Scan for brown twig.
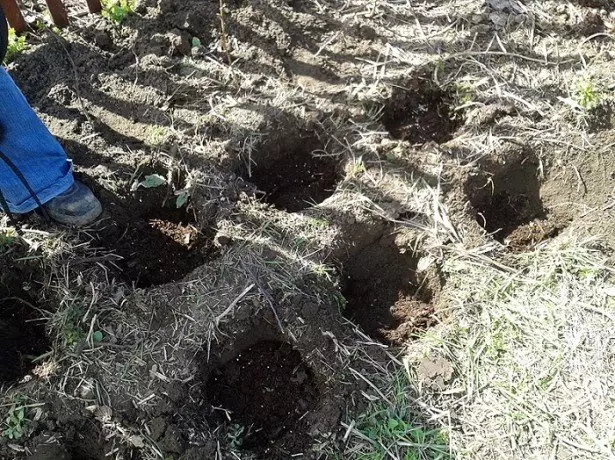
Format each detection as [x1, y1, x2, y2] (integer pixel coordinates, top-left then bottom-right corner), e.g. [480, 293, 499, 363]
[218, 0, 232, 66]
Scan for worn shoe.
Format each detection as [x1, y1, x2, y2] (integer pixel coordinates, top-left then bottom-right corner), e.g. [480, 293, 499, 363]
[43, 181, 102, 227]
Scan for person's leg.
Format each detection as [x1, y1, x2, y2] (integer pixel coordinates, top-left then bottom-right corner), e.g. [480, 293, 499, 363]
[0, 67, 101, 226]
[0, 67, 73, 213]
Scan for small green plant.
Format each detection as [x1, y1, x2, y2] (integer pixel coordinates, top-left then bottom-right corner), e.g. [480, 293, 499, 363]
[102, 0, 135, 24]
[175, 191, 189, 208]
[147, 126, 169, 147]
[346, 157, 366, 179]
[0, 228, 17, 251]
[453, 81, 475, 106]
[353, 373, 450, 460]
[226, 424, 245, 450]
[132, 174, 167, 191]
[3, 403, 28, 440]
[59, 302, 87, 346]
[4, 29, 27, 64]
[575, 79, 600, 111]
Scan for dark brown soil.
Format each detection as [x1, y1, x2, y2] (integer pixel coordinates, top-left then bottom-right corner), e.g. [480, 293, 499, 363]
[577, 13, 605, 36]
[239, 133, 341, 212]
[0, 295, 49, 383]
[577, 0, 615, 10]
[466, 155, 546, 242]
[506, 216, 567, 252]
[83, 188, 217, 288]
[341, 232, 437, 345]
[383, 76, 462, 144]
[206, 340, 319, 456]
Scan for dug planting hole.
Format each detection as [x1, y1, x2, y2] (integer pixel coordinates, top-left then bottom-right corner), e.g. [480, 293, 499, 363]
[206, 340, 320, 456]
[466, 155, 557, 245]
[341, 232, 439, 345]
[383, 76, 462, 144]
[85, 183, 217, 288]
[0, 293, 49, 383]
[238, 132, 341, 212]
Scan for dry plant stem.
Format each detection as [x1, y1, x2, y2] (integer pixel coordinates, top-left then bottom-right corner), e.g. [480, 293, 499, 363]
[219, 0, 232, 66]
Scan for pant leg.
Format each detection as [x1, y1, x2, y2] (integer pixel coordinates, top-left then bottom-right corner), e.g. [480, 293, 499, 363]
[0, 67, 73, 213]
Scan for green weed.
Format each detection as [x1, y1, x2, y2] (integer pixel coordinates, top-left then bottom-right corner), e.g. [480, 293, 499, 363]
[453, 82, 475, 106]
[102, 0, 135, 24]
[59, 301, 87, 346]
[0, 228, 17, 252]
[575, 79, 600, 111]
[147, 125, 169, 147]
[346, 157, 366, 179]
[353, 373, 450, 460]
[226, 424, 245, 450]
[4, 29, 27, 64]
[3, 400, 29, 440]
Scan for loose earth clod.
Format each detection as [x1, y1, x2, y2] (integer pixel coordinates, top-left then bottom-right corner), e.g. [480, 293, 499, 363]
[206, 340, 319, 454]
[466, 157, 547, 243]
[382, 76, 462, 144]
[239, 133, 341, 212]
[0, 296, 49, 383]
[340, 233, 437, 345]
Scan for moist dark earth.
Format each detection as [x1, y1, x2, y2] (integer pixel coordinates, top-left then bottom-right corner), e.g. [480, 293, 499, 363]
[206, 340, 319, 455]
[87, 204, 215, 287]
[0, 295, 49, 383]
[239, 134, 341, 212]
[383, 76, 462, 144]
[341, 232, 437, 345]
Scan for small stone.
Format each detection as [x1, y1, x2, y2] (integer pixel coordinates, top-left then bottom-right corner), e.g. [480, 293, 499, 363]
[94, 31, 112, 50]
[358, 25, 377, 40]
[168, 28, 192, 56]
[471, 13, 484, 24]
[489, 11, 508, 28]
[417, 354, 454, 391]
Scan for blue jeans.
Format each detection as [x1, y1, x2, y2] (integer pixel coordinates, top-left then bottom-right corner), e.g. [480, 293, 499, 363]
[0, 68, 73, 213]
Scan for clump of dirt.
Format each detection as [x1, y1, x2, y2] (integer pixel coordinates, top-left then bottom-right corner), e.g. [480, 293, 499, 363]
[206, 340, 319, 455]
[577, 0, 615, 10]
[340, 232, 438, 345]
[382, 76, 462, 144]
[238, 133, 341, 212]
[505, 217, 567, 252]
[466, 155, 547, 242]
[577, 12, 605, 36]
[0, 294, 49, 383]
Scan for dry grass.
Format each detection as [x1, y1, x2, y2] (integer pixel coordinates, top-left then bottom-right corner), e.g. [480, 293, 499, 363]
[406, 239, 615, 459]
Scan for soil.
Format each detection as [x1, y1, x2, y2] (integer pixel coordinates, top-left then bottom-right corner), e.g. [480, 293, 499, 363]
[382, 76, 462, 144]
[3, 0, 615, 457]
[416, 354, 454, 391]
[577, 0, 615, 10]
[206, 340, 319, 455]
[80, 180, 218, 287]
[239, 133, 341, 212]
[466, 154, 547, 242]
[505, 216, 568, 252]
[0, 295, 49, 383]
[341, 231, 438, 345]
